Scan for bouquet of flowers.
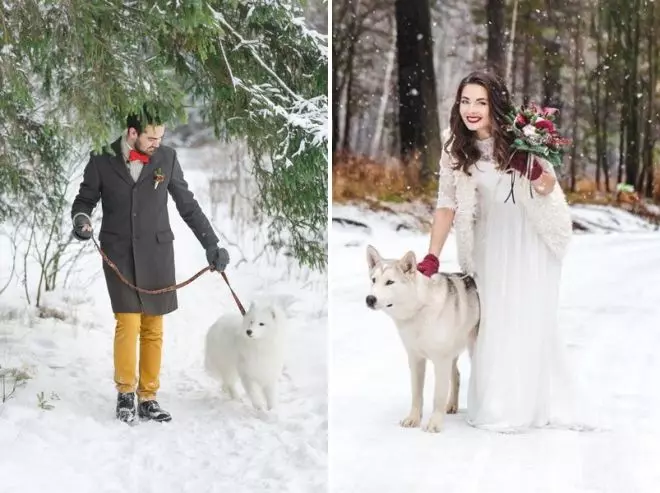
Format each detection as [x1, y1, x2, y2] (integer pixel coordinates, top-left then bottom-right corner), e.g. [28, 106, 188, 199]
[504, 103, 572, 170]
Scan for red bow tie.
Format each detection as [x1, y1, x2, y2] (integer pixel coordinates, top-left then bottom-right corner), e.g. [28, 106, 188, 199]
[128, 149, 150, 164]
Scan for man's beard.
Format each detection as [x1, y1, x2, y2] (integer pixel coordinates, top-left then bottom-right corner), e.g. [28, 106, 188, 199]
[135, 141, 154, 155]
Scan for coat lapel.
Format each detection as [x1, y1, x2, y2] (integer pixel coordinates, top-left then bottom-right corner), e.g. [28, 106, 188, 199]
[135, 149, 162, 187]
[107, 138, 133, 186]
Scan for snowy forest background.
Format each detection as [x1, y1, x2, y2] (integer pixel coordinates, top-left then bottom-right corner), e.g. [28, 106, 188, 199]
[329, 3, 660, 491]
[1, 5, 329, 491]
[332, 0, 660, 213]
[0, 0, 328, 310]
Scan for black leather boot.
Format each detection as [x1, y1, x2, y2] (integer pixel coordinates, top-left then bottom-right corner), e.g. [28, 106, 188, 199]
[116, 392, 136, 424]
[138, 400, 172, 422]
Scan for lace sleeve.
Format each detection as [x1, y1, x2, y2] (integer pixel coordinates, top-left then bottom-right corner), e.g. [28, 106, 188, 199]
[436, 149, 457, 210]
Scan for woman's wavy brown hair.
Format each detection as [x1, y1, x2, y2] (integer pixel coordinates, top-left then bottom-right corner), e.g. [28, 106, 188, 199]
[444, 71, 515, 175]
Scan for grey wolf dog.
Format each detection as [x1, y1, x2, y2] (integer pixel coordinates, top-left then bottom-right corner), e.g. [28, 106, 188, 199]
[204, 300, 287, 411]
[365, 245, 480, 432]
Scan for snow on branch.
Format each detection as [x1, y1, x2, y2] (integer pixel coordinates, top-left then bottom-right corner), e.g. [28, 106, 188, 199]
[206, 2, 328, 165]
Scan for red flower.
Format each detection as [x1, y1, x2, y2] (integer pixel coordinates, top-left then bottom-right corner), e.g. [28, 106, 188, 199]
[514, 114, 527, 128]
[534, 119, 555, 133]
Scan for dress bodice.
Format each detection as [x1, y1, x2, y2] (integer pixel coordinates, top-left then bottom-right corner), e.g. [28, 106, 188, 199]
[475, 136, 495, 161]
[472, 137, 501, 195]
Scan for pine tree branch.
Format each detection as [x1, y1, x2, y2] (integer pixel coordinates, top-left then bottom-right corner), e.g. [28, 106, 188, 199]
[208, 6, 303, 102]
[218, 39, 236, 91]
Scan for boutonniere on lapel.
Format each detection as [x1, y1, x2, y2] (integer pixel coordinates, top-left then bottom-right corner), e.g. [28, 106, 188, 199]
[153, 168, 165, 190]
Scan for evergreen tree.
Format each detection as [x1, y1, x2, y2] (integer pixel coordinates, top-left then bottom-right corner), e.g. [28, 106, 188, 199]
[0, 0, 327, 270]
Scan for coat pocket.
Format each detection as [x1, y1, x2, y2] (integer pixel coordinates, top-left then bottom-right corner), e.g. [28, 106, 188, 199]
[99, 230, 124, 245]
[156, 230, 175, 243]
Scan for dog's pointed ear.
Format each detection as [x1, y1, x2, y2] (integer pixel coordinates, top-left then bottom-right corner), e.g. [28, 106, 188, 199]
[366, 245, 381, 270]
[400, 251, 417, 275]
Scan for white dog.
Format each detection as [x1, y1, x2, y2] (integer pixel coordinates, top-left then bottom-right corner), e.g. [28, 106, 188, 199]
[366, 245, 481, 432]
[204, 300, 287, 411]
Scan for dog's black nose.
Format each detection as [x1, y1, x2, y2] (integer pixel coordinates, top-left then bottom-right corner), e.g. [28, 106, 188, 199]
[246, 329, 253, 336]
[366, 295, 377, 308]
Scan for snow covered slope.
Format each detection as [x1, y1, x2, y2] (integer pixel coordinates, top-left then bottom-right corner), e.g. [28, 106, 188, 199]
[330, 202, 660, 493]
[0, 147, 327, 493]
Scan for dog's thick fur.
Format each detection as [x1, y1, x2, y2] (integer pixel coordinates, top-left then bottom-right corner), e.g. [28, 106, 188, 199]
[204, 300, 287, 411]
[366, 245, 481, 432]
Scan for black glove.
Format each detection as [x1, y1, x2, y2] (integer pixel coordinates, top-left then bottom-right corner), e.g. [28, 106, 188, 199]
[206, 245, 230, 272]
[72, 213, 93, 241]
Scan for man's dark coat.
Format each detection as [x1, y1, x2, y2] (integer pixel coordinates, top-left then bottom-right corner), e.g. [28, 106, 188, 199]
[71, 138, 218, 315]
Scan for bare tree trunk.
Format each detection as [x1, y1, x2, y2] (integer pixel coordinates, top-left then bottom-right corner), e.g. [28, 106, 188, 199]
[339, 0, 362, 153]
[354, 112, 369, 154]
[511, 42, 519, 96]
[570, 12, 581, 192]
[521, 5, 532, 104]
[332, 62, 341, 154]
[486, 0, 506, 77]
[542, 19, 563, 128]
[625, 0, 641, 187]
[23, 215, 35, 306]
[395, 0, 441, 184]
[332, 0, 351, 154]
[602, 84, 611, 192]
[542, 40, 562, 115]
[342, 37, 356, 152]
[650, 2, 660, 198]
[617, 6, 627, 185]
[618, 109, 626, 185]
[370, 22, 397, 159]
[602, 2, 612, 193]
[642, 0, 656, 197]
[505, 0, 520, 88]
[593, 3, 603, 190]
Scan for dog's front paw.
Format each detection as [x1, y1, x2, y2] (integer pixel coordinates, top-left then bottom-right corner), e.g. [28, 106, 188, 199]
[264, 386, 278, 410]
[222, 384, 240, 400]
[423, 412, 445, 433]
[250, 399, 266, 412]
[246, 393, 266, 411]
[400, 410, 422, 428]
[445, 401, 458, 414]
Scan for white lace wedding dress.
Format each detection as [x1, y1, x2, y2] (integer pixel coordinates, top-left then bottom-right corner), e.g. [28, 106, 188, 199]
[466, 136, 581, 433]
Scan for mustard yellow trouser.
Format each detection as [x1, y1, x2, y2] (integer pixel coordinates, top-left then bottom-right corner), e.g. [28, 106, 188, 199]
[114, 313, 163, 402]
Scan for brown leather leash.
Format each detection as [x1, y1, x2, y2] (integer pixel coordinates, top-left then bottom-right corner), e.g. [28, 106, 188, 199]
[91, 236, 246, 316]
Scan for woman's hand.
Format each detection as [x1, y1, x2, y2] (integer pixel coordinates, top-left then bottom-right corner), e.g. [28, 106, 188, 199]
[507, 151, 543, 180]
[507, 151, 556, 195]
[417, 253, 439, 277]
[531, 171, 556, 195]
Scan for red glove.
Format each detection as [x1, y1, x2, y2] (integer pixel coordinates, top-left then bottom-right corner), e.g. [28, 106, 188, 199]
[507, 151, 543, 181]
[417, 253, 439, 277]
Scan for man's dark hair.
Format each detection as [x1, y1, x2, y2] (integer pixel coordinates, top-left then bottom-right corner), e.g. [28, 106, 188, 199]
[126, 104, 163, 134]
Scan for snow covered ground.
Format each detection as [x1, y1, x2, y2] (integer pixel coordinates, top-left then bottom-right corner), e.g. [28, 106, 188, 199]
[0, 147, 327, 493]
[330, 202, 660, 493]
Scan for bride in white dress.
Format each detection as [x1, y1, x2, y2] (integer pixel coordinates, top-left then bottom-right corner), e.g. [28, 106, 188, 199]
[416, 71, 583, 432]
[468, 135, 575, 432]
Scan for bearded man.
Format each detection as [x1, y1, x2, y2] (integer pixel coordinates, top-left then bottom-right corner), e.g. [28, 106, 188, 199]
[71, 107, 229, 423]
